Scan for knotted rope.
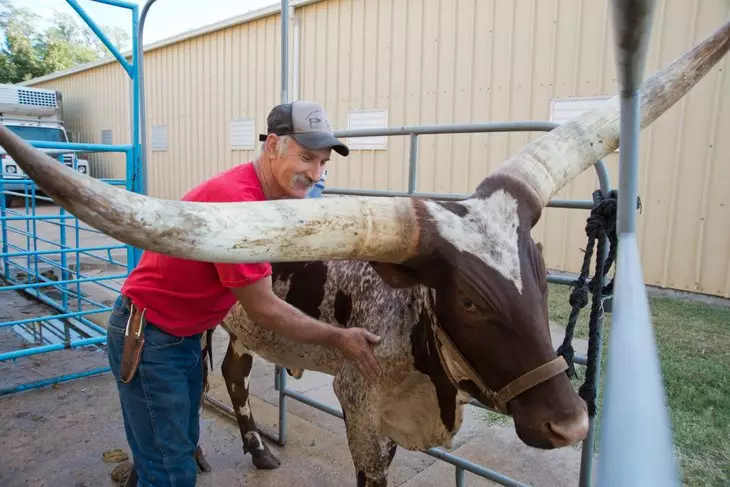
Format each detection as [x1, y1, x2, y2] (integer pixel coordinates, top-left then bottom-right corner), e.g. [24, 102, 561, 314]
[556, 188, 621, 417]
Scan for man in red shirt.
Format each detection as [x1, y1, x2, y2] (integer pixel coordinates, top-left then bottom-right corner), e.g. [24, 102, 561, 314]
[105, 101, 381, 487]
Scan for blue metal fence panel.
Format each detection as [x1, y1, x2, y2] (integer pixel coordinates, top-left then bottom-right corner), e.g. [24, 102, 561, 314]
[0, 0, 143, 396]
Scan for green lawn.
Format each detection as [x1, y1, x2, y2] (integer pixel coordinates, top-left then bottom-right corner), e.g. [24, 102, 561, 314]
[545, 282, 730, 486]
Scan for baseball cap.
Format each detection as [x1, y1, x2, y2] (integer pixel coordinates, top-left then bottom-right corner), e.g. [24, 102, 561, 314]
[259, 101, 349, 156]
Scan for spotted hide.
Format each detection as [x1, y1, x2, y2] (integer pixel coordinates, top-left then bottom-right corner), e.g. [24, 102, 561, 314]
[211, 258, 470, 486]
[198, 177, 585, 487]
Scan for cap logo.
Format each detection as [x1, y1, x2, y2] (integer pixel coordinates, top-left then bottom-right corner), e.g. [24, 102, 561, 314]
[305, 110, 330, 131]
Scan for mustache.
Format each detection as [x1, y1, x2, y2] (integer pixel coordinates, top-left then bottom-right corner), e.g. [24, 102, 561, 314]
[290, 173, 315, 187]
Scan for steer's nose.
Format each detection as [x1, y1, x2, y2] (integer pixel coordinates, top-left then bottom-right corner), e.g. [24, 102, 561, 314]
[547, 409, 590, 447]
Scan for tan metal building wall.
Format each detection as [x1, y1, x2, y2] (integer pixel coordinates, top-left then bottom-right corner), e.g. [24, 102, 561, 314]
[23, 0, 730, 298]
[34, 62, 132, 180]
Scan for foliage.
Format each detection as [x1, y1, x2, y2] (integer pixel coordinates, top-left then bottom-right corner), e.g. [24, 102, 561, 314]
[0, 0, 130, 84]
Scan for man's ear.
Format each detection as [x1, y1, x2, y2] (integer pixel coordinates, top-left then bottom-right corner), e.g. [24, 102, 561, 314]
[264, 133, 279, 155]
[370, 262, 423, 289]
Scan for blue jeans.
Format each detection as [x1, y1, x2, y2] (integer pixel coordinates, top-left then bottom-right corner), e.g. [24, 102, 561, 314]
[106, 295, 204, 487]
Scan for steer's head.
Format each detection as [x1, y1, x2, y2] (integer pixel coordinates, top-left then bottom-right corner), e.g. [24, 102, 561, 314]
[0, 19, 727, 451]
[371, 174, 587, 449]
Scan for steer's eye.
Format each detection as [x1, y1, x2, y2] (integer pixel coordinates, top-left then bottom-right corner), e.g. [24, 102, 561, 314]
[463, 300, 477, 312]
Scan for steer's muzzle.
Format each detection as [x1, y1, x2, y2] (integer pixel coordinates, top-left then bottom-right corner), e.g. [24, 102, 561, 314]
[508, 374, 590, 449]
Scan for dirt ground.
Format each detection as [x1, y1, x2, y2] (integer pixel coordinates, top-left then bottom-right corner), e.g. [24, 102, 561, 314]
[0, 285, 593, 487]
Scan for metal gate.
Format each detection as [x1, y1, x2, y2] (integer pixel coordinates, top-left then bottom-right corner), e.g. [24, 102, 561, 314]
[0, 0, 144, 396]
[286, 120, 610, 487]
[203, 119, 612, 487]
[203, 1, 680, 486]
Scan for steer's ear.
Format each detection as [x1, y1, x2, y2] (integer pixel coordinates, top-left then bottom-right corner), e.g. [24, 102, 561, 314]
[370, 262, 423, 288]
[370, 260, 444, 289]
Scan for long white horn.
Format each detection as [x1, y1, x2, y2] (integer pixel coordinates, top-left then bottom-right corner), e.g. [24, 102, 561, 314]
[495, 19, 730, 208]
[0, 126, 419, 263]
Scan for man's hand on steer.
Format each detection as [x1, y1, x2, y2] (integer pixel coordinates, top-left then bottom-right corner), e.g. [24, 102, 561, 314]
[336, 327, 382, 381]
[230, 277, 383, 381]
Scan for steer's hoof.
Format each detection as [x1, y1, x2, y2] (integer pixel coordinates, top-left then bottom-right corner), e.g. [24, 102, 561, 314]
[286, 368, 304, 379]
[251, 445, 281, 470]
[195, 445, 212, 473]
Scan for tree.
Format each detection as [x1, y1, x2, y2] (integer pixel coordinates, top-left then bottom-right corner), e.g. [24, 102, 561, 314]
[0, 0, 131, 84]
[0, 2, 44, 82]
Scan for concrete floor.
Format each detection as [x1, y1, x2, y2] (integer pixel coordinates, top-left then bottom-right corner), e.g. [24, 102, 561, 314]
[1, 202, 596, 486]
[0, 293, 594, 487]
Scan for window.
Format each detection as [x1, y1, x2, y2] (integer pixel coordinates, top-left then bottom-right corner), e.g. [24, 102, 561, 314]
[151, 125, 168, 151]
[346, 108, 388, 150]
[101, 129, 113, 145]
[549, 96, 612, 124]
[230, 118, 256, 150]
[5, 126, 66, 143]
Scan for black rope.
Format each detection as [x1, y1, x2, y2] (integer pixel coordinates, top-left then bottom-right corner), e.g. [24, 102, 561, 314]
[556, 188, 620, 417]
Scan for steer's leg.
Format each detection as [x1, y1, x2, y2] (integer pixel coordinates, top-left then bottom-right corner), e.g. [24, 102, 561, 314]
[333, 369, 397, 487]
[221, 335, 281, 469]
[286, 367, 304, 379]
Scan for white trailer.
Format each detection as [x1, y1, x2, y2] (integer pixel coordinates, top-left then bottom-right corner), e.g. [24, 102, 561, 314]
[0, 84, 89, 207]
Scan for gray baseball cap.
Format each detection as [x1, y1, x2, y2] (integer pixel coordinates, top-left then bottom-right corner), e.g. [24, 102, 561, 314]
[259, 101, 349, 156]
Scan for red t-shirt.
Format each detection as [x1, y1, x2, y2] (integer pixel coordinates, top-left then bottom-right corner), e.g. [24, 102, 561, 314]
[120, 162, 272, 337]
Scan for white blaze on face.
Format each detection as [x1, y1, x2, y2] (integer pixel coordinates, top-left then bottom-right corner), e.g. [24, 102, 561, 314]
[424, 190, 523, 293]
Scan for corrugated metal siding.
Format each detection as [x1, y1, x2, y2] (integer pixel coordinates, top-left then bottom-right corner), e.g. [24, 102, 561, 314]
[33, 63, 131, 180]
[298, 0, 730, 298]
[25, 0, 730, 297]
[634, 0, 730, 298]
[121, 12, 287, 199]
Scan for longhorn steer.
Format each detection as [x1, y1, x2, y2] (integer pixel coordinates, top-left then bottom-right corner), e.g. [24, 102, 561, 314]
[0, 19, 728, 487]
[212, 184, 576, 483]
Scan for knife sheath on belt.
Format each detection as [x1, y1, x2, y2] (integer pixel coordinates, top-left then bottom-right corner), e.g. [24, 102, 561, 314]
[121, 304, 147, 383]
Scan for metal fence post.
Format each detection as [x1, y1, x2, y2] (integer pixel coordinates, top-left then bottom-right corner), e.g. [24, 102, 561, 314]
[408, 133, 419, 194]
[598, 1, 680, 486]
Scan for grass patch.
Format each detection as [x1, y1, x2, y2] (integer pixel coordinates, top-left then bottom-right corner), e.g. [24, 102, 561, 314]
[547, 282, 730, 486]
[547, 281, 592, 340]
[474, 408, 513, 427]
[473, 282, 729, 485]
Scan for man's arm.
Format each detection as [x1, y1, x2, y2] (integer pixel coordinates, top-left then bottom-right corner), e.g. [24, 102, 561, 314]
[230, 276, 341, 346]
[230, 276, 382, 380]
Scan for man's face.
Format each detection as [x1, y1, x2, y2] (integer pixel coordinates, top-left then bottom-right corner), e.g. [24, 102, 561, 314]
[267, 135, 330, 198]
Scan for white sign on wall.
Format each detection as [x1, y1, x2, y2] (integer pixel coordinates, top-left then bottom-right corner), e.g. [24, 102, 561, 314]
[100, 129, 113, 145]
[151, 125, 168, 151]
[549, 96, 612, 124]
[230, 118, 256, 150]
[346, 108, 388, 150]
[549, 96, 618, 152]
